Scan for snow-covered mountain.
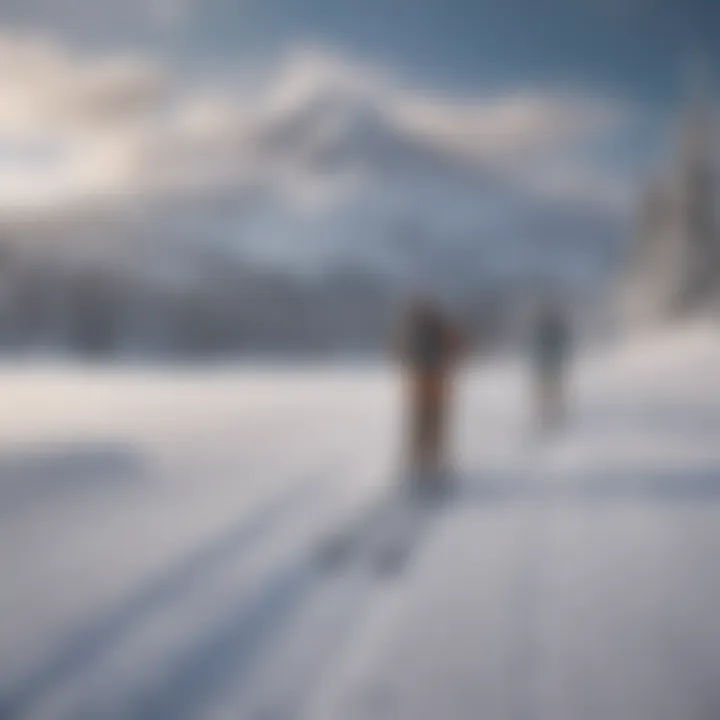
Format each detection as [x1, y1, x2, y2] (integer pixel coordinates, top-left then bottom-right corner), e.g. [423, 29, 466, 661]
[0, 48, 627, 288]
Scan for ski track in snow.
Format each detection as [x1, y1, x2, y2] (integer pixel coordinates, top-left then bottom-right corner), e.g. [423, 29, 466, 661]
[3, 322, 720, 719]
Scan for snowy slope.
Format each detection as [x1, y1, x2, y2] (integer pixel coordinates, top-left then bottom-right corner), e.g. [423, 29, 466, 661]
[2, 320, 720, 719]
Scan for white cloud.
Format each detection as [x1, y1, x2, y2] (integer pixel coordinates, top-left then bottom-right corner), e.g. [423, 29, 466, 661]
[0, 32, 165, 127]
[0, 32, 168, 208]
[393, 91, 623, 164]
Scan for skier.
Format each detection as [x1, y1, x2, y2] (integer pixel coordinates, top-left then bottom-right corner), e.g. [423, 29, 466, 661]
[317, 296, 466, 575]
[531, 303, 571, 434]
[396, 296, 466, 493]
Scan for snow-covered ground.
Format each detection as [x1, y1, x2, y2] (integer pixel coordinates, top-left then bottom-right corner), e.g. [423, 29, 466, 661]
[2, 321, 720, 720]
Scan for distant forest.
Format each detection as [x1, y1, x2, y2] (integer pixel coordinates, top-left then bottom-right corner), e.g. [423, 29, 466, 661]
[0, 242, 513, 359]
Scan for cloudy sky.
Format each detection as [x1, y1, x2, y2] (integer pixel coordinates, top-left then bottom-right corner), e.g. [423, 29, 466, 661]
[2, 0, 717, 99]
[0, 0, 715, 280]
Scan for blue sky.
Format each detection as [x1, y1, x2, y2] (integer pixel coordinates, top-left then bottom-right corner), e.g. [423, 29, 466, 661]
[207, 0, 717, 102]
[3, 0, 718, 104]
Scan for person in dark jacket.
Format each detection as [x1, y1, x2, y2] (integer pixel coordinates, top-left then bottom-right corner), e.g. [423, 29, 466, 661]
[531, 303, 571, 433]
[396, 296, 467, 489]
